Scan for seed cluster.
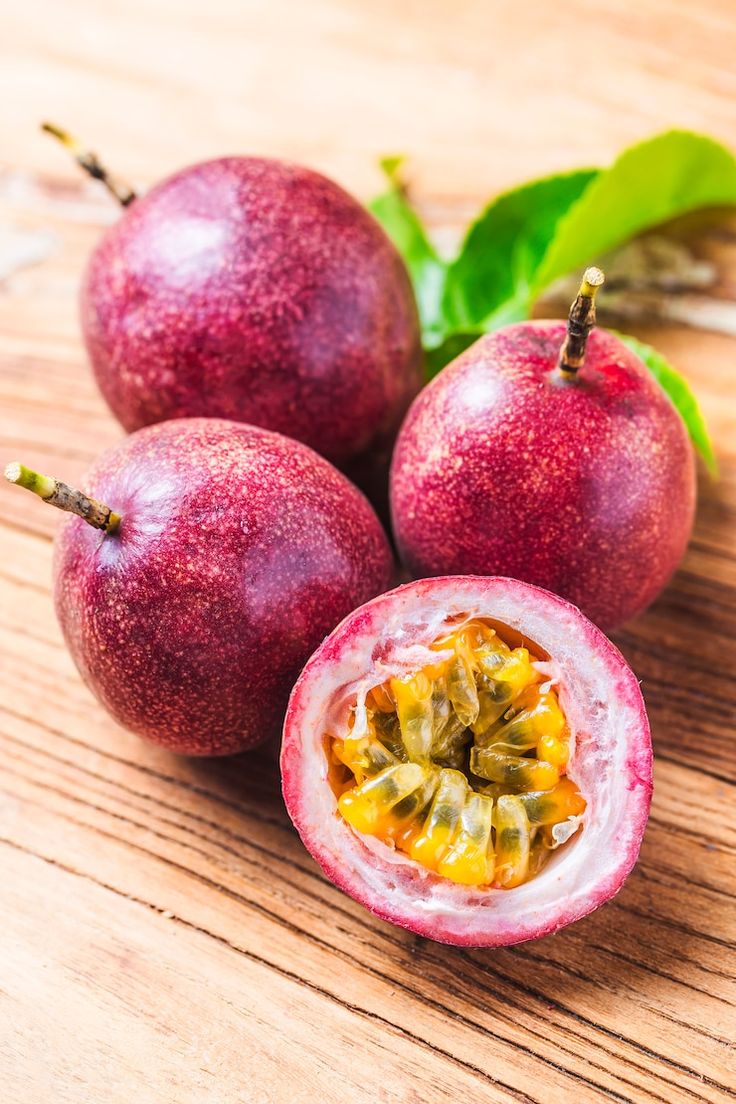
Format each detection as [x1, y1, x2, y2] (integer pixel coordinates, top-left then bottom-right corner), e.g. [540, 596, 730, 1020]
[328, 620, 586, 888]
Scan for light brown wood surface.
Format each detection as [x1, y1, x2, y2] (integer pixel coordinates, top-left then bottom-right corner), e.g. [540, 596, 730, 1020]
[1, 2, 735, 1101]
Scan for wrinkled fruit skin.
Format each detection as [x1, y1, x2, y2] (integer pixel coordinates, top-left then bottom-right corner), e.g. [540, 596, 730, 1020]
[81, 157, 423, 467]
[54, 418, 393, 756]
[390, 324, 696, 631]
[282, 576, 652, 946]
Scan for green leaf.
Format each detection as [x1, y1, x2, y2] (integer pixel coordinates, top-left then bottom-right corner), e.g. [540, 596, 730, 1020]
[617, 333, 717, 476]
[424, 333, 479, 379]
[369, 128, 736, 411]
[368, 157, 447, 346]
[441, 169, 599, 332]
[532, 130, 736, 293]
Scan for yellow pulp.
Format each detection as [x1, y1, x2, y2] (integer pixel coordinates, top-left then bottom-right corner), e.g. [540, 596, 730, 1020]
[329, 619, 586, 889]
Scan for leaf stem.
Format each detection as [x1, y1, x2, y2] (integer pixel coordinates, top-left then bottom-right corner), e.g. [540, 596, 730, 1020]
[4, 462, 121, 533]
[557, 267, 605, 376]
[41, 122, 136, 207]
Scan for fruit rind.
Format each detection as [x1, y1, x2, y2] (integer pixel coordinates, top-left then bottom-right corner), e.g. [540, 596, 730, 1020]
[281, 576, 652, 946]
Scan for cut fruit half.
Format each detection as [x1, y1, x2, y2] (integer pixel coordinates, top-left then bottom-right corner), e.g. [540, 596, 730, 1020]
[281, 576, 652, 947]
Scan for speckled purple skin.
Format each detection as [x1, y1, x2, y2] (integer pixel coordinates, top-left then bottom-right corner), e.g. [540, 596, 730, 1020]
[53, 418, 393, 756]
[390, 323, 696, 631]
[81, 157, 423, 466]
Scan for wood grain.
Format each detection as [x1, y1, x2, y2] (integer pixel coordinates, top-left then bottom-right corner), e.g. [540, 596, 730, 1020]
[1, 2, 735, 1101]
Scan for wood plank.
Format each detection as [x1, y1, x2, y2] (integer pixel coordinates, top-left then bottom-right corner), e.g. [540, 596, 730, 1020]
[1, 1, 735, 1100]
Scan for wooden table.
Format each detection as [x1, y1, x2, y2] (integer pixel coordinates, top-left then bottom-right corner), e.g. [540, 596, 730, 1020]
[2, 2, 735, 1100]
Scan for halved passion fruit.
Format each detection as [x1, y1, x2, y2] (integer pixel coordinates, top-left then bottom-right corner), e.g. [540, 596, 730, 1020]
[281, 577, 652, 946]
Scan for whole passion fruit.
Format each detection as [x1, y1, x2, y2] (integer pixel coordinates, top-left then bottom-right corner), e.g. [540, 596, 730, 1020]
[390, 269, 696, 631]
[281, 575, 652, 946]
[42, 125, 422, 471]
[6, 418, 392, 756]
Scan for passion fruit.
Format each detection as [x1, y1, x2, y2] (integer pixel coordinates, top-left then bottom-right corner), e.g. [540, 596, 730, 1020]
[6, 418, 393, 756]
[389, 269, 696, 631]
[42, 126, 422, 471]
[281, 575, 652, 946]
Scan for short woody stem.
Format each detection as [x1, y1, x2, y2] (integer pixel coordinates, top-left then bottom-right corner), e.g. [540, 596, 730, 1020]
[557, 267, 605, 376]
[41, 122, 136, 207]
[4, 462, 121, 533]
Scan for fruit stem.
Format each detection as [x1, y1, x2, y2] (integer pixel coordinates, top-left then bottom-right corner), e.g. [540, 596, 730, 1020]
[41, 122, 137, 207]
[4, 462, 121, 533]
[557, 267, 605, 376]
